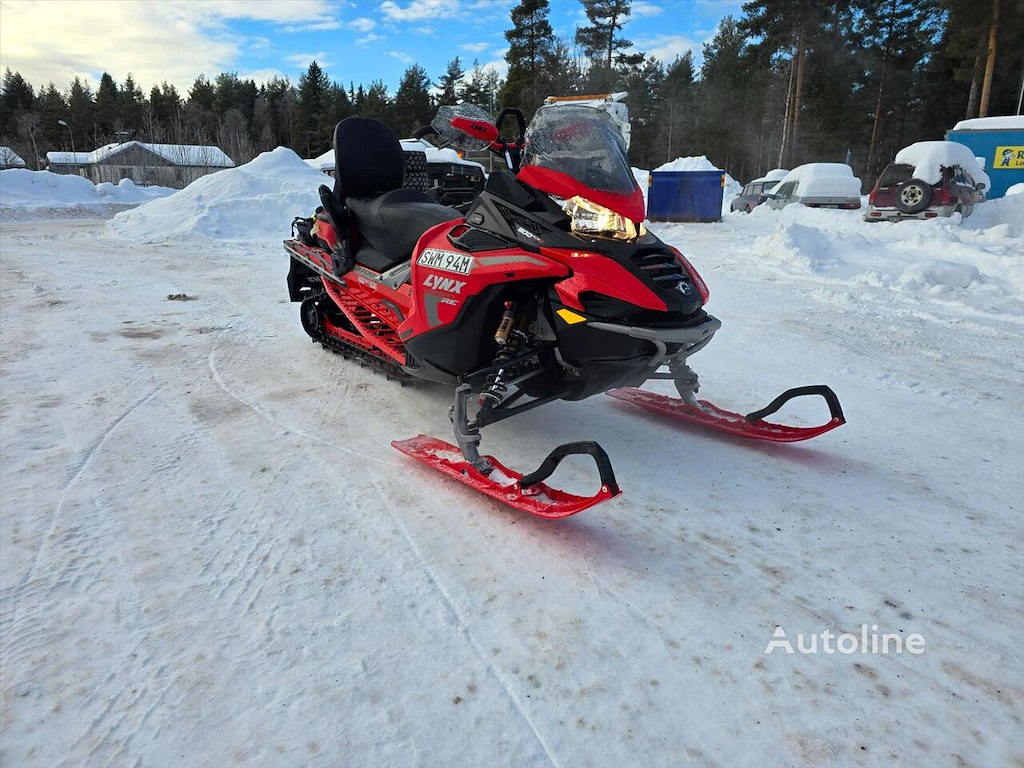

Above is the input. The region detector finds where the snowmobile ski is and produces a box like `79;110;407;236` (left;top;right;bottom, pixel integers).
391;435;620;519
607;385;845;443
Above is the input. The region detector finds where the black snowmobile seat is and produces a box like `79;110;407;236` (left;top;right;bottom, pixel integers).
332;117;461;272
346;190;461;272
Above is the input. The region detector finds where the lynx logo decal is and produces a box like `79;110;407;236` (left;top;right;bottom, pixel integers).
417;248;473;275
422;274;466;294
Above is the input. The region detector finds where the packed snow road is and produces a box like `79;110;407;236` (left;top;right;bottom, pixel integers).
1;207;1021;767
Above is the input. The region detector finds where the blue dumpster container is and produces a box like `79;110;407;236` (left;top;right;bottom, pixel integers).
647;170;725;222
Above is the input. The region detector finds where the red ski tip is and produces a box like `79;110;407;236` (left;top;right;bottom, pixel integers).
391;435;620;519
607;386;845;443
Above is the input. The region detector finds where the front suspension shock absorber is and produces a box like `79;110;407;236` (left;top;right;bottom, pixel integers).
479;300;534;408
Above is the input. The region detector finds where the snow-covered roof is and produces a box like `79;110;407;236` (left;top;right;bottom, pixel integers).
47;141;234;168
46;151;91;164
893;141;991;189
0;146;27;166
776;163;861;198
951;116;1024;132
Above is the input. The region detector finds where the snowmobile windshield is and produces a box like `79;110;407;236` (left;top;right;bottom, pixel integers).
521;105;635;195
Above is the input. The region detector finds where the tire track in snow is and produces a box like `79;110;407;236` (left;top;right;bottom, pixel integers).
209;326;558;765
2;388;161;633
207;348;393;469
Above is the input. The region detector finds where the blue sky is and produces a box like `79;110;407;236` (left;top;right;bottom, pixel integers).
1;0;745;96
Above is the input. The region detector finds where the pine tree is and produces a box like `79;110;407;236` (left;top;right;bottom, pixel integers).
500;0;556;118
359;80;392;124
117;73;144;136
392;65;432;137
67;77;94;149
574;0;641;91
294;61;331;156
1;68;35;135
94;72;118;143
461;60;500;113
436;57;465;106
38;83;67;149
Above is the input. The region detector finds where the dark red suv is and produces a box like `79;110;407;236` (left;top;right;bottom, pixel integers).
865;155;987;222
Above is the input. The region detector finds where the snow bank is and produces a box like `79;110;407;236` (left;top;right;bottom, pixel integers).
106;147;326;242
0;169;174;209
732;193;1023;316
893;141;990;189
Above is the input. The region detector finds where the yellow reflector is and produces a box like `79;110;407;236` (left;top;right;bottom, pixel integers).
556;308;587;325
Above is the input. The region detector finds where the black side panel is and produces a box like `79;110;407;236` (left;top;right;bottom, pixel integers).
405;285;508;376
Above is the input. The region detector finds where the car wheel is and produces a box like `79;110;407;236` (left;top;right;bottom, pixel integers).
895;180;933;214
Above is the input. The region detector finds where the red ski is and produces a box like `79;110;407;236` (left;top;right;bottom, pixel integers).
607;385;846;443
392;435;620;519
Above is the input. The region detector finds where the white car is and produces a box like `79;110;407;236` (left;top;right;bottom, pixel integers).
766;163;862;210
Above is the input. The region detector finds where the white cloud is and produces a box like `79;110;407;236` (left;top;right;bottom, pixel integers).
348;17;376;32
378;0;462;22
633;34;700;64
356;34;386;46
284;52;333;69
237;68;289;85
282;19;344;32
0;0;337;93
631;1;664;18
386;51;416;64
459;42;490;54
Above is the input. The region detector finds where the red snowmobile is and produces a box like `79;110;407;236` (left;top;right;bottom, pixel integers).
284;104;845;518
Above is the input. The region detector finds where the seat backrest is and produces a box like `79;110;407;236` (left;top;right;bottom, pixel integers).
333;117;404;198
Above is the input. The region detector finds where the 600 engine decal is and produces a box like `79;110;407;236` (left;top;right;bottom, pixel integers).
417;248;473;275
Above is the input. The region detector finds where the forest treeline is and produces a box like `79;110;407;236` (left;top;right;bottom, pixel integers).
1;0;1020;186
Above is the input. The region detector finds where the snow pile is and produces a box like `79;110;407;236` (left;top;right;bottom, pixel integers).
0;169;175;209
106;147;326;242
893;141;990;189
725;193;1024;316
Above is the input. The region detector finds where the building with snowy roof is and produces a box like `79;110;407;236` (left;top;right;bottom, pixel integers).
46;141;235;188
0;146;27;169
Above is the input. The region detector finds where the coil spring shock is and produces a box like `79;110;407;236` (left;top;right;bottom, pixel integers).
479;301;532;409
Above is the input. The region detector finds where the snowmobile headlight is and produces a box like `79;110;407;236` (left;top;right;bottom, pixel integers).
563;196;646;241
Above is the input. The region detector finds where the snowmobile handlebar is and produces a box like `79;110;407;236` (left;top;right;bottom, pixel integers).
518;441;620;495
744;385;846;425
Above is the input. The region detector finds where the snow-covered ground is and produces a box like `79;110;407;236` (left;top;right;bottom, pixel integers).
1;159;1022;767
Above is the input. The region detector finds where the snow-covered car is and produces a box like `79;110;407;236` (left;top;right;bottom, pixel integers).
765;163;862;210
864;141;988;222
729;168;789;213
